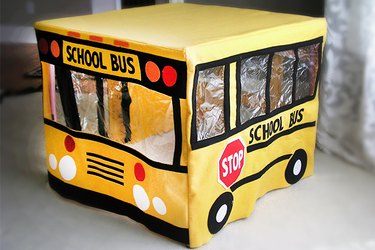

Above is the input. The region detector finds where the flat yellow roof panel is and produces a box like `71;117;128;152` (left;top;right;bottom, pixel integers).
35;3;321;50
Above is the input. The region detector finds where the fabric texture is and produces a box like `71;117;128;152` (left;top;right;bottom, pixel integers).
35;4;327;247
318;0;375;172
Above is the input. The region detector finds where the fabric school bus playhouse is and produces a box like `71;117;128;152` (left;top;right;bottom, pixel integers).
35;4;326;248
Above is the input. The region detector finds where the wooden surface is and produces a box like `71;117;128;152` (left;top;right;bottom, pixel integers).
1;43;41;93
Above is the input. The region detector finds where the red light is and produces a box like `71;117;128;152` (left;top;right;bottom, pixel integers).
134;163;145;181
162;66;177;87
64;135;75;152
38;38;48;55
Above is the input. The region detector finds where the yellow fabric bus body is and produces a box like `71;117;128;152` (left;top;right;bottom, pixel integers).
35;3;326;248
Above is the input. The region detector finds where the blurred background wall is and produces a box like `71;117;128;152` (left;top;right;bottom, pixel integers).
1;0;93;43
185;0;324;16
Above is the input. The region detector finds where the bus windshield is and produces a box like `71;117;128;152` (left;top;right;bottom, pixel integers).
53;67;175;165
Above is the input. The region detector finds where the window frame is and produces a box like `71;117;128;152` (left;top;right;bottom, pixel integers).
191;37;323;150
191;62;231;149
236;37;323;128
54;67;182;166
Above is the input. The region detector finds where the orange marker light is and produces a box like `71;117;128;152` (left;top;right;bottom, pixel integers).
67;31;80;38
145;61;160;83
89;35;103;42
114;40;129;48
50;40;60;58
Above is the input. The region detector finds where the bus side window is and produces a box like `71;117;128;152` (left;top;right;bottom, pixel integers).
270;50;295;111
55;84;66;126
239;55;268;124
196;66;225;141
71;71;100;134
296;43;319;100
106;79;127;144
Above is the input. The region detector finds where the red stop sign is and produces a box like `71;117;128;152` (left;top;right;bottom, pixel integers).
218;138;246;188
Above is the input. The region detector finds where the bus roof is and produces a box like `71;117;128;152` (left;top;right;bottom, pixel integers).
34;3;326;61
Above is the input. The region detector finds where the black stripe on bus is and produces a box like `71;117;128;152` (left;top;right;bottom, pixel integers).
88;165;123;179
247;121;316;153
292;48;299;102
48;172;189;245
230;154;292;192
87;171;124;185
265;53;274;115
121;81;132;143
55;66;81;131
87;159;124;173
172;97;183;167
235;60;242;128
191;69;199;144
44;118;188;174
96;77;107;137
224;64;231;131
314;41;323;97
86;152;124;166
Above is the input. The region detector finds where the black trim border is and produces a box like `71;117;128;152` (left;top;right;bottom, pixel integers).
265;53;274;115
87;170;124;185
86;159;124;173
55;65;81;130
48;172;189;245
230;154;292;192
246;121;316;152
86;152;124;166
35;30;187;99
172;98;183;166
96;77;107;137
224;64;231;131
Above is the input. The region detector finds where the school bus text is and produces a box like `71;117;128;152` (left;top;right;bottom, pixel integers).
63;41;141;80
248;108;305;145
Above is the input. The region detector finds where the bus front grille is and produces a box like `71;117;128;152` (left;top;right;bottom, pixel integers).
86;152;125;185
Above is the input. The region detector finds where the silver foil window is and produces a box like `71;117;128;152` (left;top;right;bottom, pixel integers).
47;64;65;126
296;43;319;100
196;66;225;141
71;71;99;134
53;67;175;164
270;50;295;111
55;86;66;126
240;55;269;124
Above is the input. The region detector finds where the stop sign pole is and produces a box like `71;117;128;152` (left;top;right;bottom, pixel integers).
218;138;246;189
